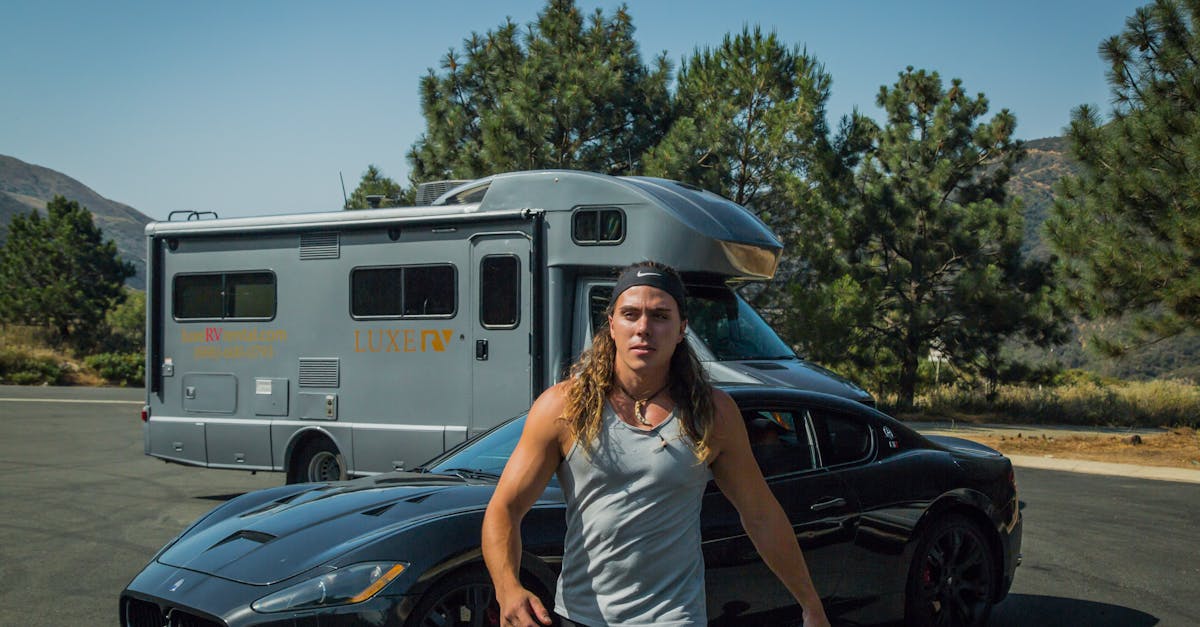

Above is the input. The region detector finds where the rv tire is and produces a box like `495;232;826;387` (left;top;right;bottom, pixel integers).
288;437;347;484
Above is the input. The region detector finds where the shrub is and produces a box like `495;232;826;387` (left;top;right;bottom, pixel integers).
0;347;65;385
84;352;144;386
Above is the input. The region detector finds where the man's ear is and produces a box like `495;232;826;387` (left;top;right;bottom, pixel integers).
678;320;687;343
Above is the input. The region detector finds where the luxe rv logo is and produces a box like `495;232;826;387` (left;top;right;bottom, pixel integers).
181;327;288;360
354;329;454;353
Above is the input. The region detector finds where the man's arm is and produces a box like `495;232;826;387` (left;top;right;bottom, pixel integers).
482;383;568;627
708;390;831;627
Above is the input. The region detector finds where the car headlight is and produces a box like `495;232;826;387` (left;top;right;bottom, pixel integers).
251;562;407;613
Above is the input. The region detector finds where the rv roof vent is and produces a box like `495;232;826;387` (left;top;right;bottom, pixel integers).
415;180;471;206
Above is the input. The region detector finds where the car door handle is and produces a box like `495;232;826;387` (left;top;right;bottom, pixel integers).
810;497;847;512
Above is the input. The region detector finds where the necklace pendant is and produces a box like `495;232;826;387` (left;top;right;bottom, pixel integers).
635;399;651;426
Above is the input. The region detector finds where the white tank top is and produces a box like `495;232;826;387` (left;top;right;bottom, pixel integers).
554;403;713;626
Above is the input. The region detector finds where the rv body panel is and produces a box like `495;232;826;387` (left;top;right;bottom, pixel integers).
144;170;869;480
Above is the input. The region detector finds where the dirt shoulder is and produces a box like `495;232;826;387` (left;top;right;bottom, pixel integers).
906;419;1200;470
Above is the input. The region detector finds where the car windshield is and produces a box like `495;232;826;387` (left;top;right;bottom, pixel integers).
424;416;549;484
589;284;796;361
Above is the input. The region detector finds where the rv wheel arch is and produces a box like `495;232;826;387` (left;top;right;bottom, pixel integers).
286;431;348;484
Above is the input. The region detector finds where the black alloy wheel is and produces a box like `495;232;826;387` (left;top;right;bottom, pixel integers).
407;567;503;627
905;514;996;627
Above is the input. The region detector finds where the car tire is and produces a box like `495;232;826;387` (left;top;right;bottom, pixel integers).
406;566;507;627
904;513;996;627
287;437;347;484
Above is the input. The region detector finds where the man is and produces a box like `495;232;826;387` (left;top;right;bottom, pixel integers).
482;261;829;627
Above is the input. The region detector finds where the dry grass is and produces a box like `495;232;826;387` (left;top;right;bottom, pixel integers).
909;379;1200;428
0;325;105;386
962;428;1200;470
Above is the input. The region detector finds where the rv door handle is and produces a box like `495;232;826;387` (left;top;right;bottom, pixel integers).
475;339;489;361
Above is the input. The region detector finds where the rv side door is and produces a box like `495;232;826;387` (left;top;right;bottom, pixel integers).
468;234;533;439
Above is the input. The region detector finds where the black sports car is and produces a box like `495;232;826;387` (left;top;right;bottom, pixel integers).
121;387;1021;627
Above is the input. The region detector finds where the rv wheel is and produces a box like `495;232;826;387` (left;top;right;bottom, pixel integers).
289;438;347;484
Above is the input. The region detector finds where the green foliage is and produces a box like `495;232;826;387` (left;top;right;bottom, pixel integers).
407;0;672;181
642;26;868;338
644;26;838;207
0;346;65;385
100;288;145;353
1048;0;1200;354
788;68;1064;407
0;195;135;349
344;165;410;210
83;352;144;386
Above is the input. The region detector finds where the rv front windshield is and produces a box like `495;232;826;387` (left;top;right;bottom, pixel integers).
589;284;796;362
684;287;796;362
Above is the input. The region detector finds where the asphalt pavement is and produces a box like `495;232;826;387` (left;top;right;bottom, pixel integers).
3;384;1198;626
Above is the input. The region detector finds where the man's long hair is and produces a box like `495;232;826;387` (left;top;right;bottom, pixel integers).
562;261;715;462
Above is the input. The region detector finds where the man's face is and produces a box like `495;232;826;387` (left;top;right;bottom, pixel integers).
608;285;686;374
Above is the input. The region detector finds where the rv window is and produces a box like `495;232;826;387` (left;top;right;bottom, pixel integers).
227;273;275;318
403;265;455;316
480;256;520;328
351;268;404;316
351;264;456;318
572;208;624;245
174;274;224;319
173;272;275;320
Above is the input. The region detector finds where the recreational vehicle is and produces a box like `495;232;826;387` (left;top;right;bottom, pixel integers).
143;170;871;483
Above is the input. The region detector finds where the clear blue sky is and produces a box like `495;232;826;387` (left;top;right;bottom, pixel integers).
1;0;1147;219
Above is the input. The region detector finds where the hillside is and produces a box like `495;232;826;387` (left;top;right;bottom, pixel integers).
0;155;151;289
1007;136;1076;259
1003;138;1200;381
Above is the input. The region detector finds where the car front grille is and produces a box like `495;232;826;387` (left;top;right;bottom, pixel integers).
122;596;224;627
124;597;161;627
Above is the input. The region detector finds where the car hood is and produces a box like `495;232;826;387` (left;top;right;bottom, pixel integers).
716;358;875;404
157;473;524;585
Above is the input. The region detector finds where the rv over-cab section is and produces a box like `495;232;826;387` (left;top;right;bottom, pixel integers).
143;170;865;481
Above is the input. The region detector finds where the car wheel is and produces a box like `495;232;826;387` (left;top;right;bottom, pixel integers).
288;437;346;484
407;567;504;627
905;514;995;627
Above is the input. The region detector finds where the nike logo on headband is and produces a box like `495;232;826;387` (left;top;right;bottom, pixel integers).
636;271;661;277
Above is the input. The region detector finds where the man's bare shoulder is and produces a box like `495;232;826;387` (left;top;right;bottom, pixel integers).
707;387;746;455
524;380;572;432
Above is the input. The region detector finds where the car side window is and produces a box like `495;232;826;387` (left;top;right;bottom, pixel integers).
742;409;817;477
810;408;873;467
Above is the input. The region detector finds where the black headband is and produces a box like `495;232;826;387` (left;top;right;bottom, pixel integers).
611;265;687;312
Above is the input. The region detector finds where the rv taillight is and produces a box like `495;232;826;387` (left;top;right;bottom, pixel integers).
141;405;150;422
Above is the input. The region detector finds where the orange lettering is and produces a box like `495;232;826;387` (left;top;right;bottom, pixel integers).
386;329;402;352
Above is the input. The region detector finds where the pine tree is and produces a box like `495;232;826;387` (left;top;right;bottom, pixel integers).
643;27;863;322
345;165;408;209
1047;0;1200;353
0;196;135;348
793;68;1062;406
406;0;671;182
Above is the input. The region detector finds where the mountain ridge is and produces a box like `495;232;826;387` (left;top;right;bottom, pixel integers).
0;154;150;289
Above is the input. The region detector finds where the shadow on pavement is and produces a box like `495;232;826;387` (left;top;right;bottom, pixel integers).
196;493;251;502
989;593;1158;626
